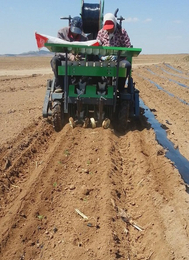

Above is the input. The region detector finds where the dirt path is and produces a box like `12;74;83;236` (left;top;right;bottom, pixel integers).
0;55;189;260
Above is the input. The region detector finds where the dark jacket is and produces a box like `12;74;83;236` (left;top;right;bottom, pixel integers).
56;27;88;59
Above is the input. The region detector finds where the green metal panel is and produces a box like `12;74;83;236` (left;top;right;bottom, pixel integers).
45;42;141;60
46;42;142;79
68;84;114;98
58;65;127;77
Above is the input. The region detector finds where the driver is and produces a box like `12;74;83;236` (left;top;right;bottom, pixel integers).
51;16;88;93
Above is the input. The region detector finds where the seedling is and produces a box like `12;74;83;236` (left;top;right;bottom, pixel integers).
53;182;57;188
37;215;44;220
64;150;70;156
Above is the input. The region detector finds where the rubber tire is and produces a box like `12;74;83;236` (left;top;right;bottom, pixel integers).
52;102;64;132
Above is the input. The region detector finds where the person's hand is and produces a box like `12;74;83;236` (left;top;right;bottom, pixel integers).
69;54;75;61
110;55;117;61
69;54;81;61
75;54;81;61
100;55;117;61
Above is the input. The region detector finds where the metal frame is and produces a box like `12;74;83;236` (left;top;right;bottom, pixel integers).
43;42;142;125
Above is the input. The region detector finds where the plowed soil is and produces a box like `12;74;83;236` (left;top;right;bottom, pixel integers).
0;54;189;260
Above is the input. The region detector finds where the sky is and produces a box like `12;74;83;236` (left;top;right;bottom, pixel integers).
0;0;189;55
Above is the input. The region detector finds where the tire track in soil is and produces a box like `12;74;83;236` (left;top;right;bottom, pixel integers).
0;74;52;93
0;120;65;257
1;124;129;259
0;56;189;259
118;126;189;260
0;115;189;260
0;120;53;193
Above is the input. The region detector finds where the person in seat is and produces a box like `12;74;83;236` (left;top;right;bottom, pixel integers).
51;16;88;93
97;13;131;92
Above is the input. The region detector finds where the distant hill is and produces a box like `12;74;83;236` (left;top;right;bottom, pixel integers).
0;50;53;57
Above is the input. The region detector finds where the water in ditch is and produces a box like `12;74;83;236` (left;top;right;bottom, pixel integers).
140;98;189;185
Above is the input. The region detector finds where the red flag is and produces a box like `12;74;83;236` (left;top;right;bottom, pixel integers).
35;32;48;49
91;41;100;46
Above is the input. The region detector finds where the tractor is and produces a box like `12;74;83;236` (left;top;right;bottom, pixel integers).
41;0;142;131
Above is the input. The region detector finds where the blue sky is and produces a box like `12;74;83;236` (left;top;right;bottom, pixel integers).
0;0;188;55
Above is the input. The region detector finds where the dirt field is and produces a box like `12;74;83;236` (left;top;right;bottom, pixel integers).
0;54;189;260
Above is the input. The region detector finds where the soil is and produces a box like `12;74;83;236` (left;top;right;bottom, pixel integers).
0;54;189;260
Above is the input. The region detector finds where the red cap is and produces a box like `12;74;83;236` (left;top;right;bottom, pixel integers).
103;20;114;30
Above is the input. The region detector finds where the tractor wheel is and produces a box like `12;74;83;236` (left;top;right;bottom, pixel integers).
118;101;130;132
52;101;64;132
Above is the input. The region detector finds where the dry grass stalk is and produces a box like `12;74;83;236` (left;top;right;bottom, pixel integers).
75;208;88;220
111;198;144;231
